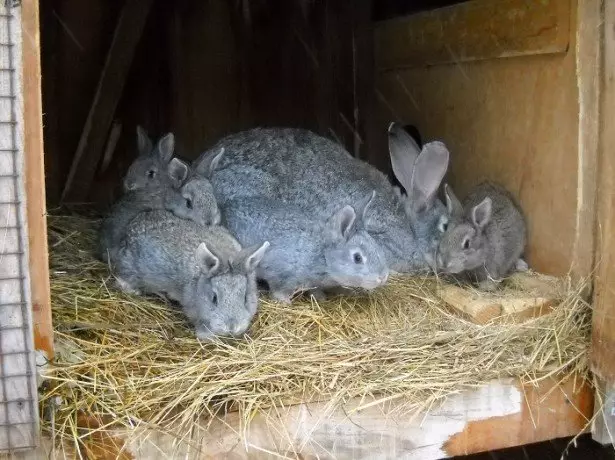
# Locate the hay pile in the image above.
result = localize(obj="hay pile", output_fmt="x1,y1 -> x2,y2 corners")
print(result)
42,214 -> 592,452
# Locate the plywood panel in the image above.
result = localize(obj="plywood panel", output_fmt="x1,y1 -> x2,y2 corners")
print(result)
373,0 -> 582,277
375,0 -> 571,70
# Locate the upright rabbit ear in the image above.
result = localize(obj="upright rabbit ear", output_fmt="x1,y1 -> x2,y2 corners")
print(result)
354,190 -> 376,222
388,122 -> 421,193
167,158 -> 188,183
444,184 -> 463,217
236,241 -> 270,272
326,205 -> 356,242
471,197 -> 492,229
409,141 -> 450,212
194,148 -> 224,177
196,242 -> 220,276
136,126 -> 153,156
157,133 -> 175,163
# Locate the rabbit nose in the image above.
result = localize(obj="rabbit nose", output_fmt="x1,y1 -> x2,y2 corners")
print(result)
232,323 -> 245,336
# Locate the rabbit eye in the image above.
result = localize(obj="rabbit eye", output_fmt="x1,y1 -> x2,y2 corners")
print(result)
353,252 -> 363,264
147,169 -> 156,179
462,238 -> 470,250
185,197 -> 193,209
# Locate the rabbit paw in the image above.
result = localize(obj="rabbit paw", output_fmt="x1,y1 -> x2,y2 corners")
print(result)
270,290 -> 293,305
477,279 -> 500,292
515,258 -> 529,272
115,278 -> 141,296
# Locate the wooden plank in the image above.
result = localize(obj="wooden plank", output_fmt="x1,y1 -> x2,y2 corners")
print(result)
374,0 -> 571,70
72,375 -> 592,459
591,0 -> 615,387
592,379 -> 615,445
60,0 -> 153,203
21,0 -> 53,365
373,2 -> 581,278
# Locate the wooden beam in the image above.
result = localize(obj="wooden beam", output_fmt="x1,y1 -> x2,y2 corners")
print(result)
70,375 -> 592,459
21,0 -> 53,365
592,0 -> 615,384
60,0 -> 153,203
375,0 -> 571,70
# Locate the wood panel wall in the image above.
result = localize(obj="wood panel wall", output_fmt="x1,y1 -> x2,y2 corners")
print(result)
372,0 -> 589,278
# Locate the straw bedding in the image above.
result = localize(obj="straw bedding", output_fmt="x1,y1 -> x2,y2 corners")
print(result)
41,213 -> 592,451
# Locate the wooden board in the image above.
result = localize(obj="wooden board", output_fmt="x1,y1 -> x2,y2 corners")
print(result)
61,0 -> 153,203
373,0 -> 588,278
21,0 -> 53,367
375,0 -> 571,70
64,375 -> 592,459
591,0 -> 615,386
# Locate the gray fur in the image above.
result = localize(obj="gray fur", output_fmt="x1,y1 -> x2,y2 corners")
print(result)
99,157 -> 188,262
436,181 -> 527,285
123,129 -> 187,192
165,175 -> 221,226
195,126 -> 450,273
113,209 -> 269,340
222,193 -> 389,303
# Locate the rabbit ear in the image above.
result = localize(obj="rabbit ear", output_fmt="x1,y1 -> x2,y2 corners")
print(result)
326,205 -> 356,242
444,184 -> 463,216
167,158 -> 188,183
388,122 -> 421,192
136,126 -> 153,156
409,141 -> 450,212
235,241 -> 270,272
472,197 -> 492,229
354,190 -> 376,222
157,133 -> 175,163
194,148 -> 224,177
195,242 -> 220,276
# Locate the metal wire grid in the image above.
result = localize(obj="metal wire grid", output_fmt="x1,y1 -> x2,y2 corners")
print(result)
0,0 -> 39,452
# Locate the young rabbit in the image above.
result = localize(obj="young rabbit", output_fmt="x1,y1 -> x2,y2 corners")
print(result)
200,125 -> 450,274
113,209 -> 269,340
123,127 -> 184,192
165,148 -> 225,226
222,192 -> 389,303
436,181 -> 527,290
99,157 -> 188,262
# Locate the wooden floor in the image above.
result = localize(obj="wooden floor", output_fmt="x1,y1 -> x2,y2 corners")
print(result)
458,434 -> 614,460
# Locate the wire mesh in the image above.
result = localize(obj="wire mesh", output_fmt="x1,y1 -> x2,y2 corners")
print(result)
0,0 -> 39,453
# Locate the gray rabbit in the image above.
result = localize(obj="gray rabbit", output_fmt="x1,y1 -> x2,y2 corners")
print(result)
436,181 -> 527,290
165,148 -> 224,226
113,209 -> 269,340
99,156 -> 188,263
195,124 -> 450,274
222,192 -> 389,303
123,127 -> 185,192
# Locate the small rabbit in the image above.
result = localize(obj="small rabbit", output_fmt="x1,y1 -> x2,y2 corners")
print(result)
436,181 -> 527,290
222,191 -> 389,304
113,209 -> 269,340
123,127 -> 185,192
99,157 -> 188,262
165,148 -> 225,226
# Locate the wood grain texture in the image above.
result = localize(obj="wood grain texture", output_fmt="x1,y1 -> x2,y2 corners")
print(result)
61,0 -> 153,203
373,0 -> 583,278
591,0 -> 615,384
65,375 -> 591,459
375,0 -> 571,70
21,0 -> 53,364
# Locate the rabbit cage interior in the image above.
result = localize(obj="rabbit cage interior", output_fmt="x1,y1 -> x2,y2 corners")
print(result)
13,0 -> 615,457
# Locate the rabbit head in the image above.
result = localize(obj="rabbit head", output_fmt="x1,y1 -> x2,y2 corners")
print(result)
165,175 -> 221,226
388,122 -> 450,270
123,128 -> 187,192
436,184 -> 492,274
186,241 -> 270,341
323,191 -> 389,289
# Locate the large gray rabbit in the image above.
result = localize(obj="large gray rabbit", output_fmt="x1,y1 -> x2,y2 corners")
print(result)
194,124 -> 450,273
112,209 -> 269,340
99,129 -> 189,262
223,192 -> 389,303
436,181 -> 527,290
